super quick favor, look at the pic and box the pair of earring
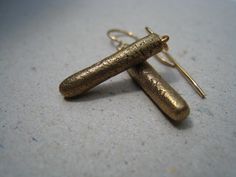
[59,27,205,122]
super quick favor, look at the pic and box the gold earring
[59,27,205,121]
[145,27,206,99]
[59,29,169,98]
[107,28,190,121]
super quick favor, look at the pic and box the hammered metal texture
[60,33,163,98]
[128,62,190,121]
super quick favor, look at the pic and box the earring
[59,27,205,122]
[107,28,190,121]
[59,29,169,98]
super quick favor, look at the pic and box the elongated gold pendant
[128,62,189,121]
[59,33,168,98]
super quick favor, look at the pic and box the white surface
[0,0,236,177]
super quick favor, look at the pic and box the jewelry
[59,27,206,121]
[59,29,169,98]
[107,28,190,121]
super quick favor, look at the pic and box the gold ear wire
[107,29,139,50]
[157,51,206,98]
[107,28,170,51]
[145,27,206,99]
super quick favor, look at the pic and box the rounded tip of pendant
[169,102,190,122]
[59,79,75,98]
[59,81,69,97]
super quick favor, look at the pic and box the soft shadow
[168,117,193,130]
[65,78,139,102]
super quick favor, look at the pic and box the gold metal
[107,28,169,51]
[60,32,169,98]
[155,51,206,98]
[128,62,189,121]
[145,27,206,98]
[108,28,189,121]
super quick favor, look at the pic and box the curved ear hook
[107,28,169,51]
[107,29,139,50]
[163,51,206,98]
[145,27,206,98]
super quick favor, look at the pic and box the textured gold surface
[60,33,164,98]
[128,62,190,121]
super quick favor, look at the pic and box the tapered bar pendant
[60,33,167,98]
[128,62,189,121]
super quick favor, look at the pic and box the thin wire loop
[107,29,139,50]
[107,27,206,98]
